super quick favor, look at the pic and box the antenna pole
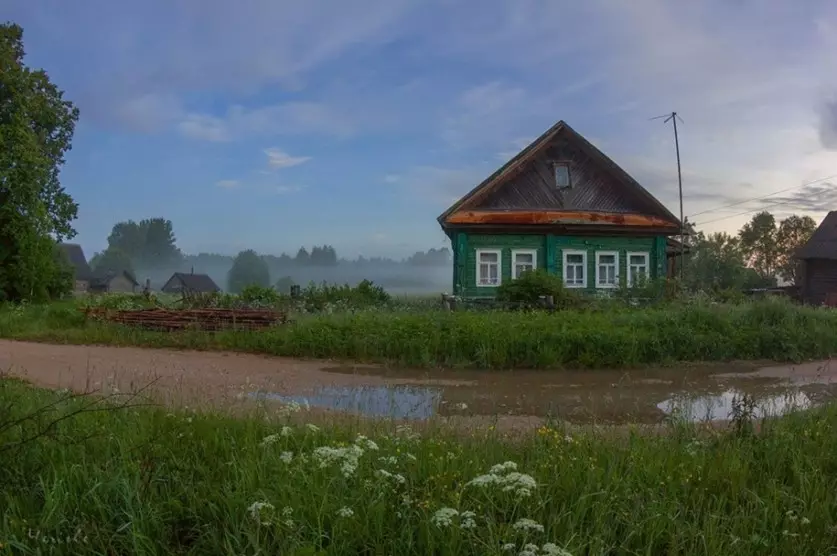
[654,111,685,282]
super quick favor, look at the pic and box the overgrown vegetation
[1,378,836,554]
[1,284,834,368]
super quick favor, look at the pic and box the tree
[90,247,134,277]
[106,217,181,269]
[227,250,270,293]
[295,247,310,265]
[776,214,817,284]
[738,211,780,282]
[0,23,80,301]
[683,231,772,291]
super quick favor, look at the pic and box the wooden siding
[800,258,837,305]
[472,137,663,217]
[107,274,137,293]
[455,232,666,298]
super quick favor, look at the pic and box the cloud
[275,185,307,195]
[178,102,355,141]
[264,148,312,169]
[386,164,491,206]
[215,179,241,189]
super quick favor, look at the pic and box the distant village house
[161,271,221,295]
[437,120,687,298]
[88,270,139,294]
[796,211,837,306]
[58,243,93,294]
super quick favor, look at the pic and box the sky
[6,0,837,259]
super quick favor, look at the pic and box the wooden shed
[796,211,837,306]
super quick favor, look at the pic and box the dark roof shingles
[164,272,221,293]
[58,243,93,280]
[796,211,837,260]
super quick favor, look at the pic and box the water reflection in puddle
[250,385,443,420]
[658,390,813,422]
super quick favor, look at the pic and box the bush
[495,270,582,309]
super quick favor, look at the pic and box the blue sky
[7,0,837,258]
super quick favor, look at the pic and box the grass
[1,378,836,555]
[1,297,837,369]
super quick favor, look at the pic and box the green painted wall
[453,232,668,298]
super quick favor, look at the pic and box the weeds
[1,379,836,554]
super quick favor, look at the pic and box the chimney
[191,266,194,274]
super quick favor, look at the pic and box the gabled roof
[437,119,680,228]
[796,212,837,260]
[91,269,139,287]
[162,272,221,293]
[58,243,93,281]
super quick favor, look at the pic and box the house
[58,243,93,294]
[161,271,221,295]
[437,120,683,298]
[88,270,139,294]
[795,211,837,306]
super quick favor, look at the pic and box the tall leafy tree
[738,211,780,282]
[106,217,181,269]
[90,247,135,277]
[776,214,817,284]
[0,23,79,301]
[227,250,270,293]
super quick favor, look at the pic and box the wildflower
[460,510,477,530]
[502,544,516,552]
[306,424,320,432]
[379,456,399,466]
[280,426,293,437]
[454,402,468,410]
[405,453,418,462]
[490,461,518,474]
[376,469,406,484]
[336,507,354,518]
[279,451,293,464]
[247,501,275,525]
[260,434,280,447]
[541,543,573,556]
[431,507,459,528]
[520,543,540,556]
[512,518,544,533]
[312,444,364,478]
[467,463,538,499]
[355,435,379,451]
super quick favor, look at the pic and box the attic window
[554,162,571,188]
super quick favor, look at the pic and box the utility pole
[652,111,685,281]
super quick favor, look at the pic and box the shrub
[495,270,582,309]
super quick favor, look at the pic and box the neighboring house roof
[58,243,93,281]
[438,119,680,231]
[90,269,139,288]
[796,211,837,260]
[161,272,221,293]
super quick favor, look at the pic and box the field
[1,283,837,369]
[1,378,836,555]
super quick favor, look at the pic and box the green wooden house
[438,120,684,298]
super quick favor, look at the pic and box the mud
[1,340,835,428]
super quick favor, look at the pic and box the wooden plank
[446,210,679,228]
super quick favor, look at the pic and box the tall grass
[1,297,836,369]
[1,378,836,555]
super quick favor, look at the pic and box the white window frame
[626,251,650,287]
[553,161,572,188]
[595,251,619,289]
[511,249,537,279]
[475,248,502,287]
[562,249,587,288]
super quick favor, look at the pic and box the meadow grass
[1,297,837,369]
[1,378,836,555]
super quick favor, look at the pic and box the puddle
[252,360,837,424]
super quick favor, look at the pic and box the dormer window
[554,162,571,188]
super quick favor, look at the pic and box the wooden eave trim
[445,210,679,228]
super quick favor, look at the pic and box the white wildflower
[401,494,413,507]
[431,507,459,528]
[460,510,477,530]
[512,518,544,533]
[404,453,417,462]
[376,469,406,484]
[467,464,537,499]
[489,461,518,474]
[541,543,573,556]
[312,444,364,478]
[280,426,293,437]
[454,402,468,410]
[520,544,540,556]
[306,423,320,432]
[282,507,293,516]
[336,506,354,518]
[502,543,516,552]
[247,501,275,525]
[279,451,293,464]
[355,435,379,451]
[260,434,280,447]
[379,456,399,466]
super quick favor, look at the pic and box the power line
[687,173,837,220]
[692,197,817,227]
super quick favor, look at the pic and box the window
[596,251,619,288]
[554,162,571,188]
[476,249,502,287]
[512,249,537,279]
[562,250,587,288]
[627,252,650,286]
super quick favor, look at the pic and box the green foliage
[776,214,817,284]
[294,279,391,312]
[2,379,837,554]
[227,249,271,293]
[89,246,134,277]
[106,217,181,270]
[0,23,79,302]
[275,275,296,294]
[239,284,281,307]
[495,270,582,308]
[4,297,837,369]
